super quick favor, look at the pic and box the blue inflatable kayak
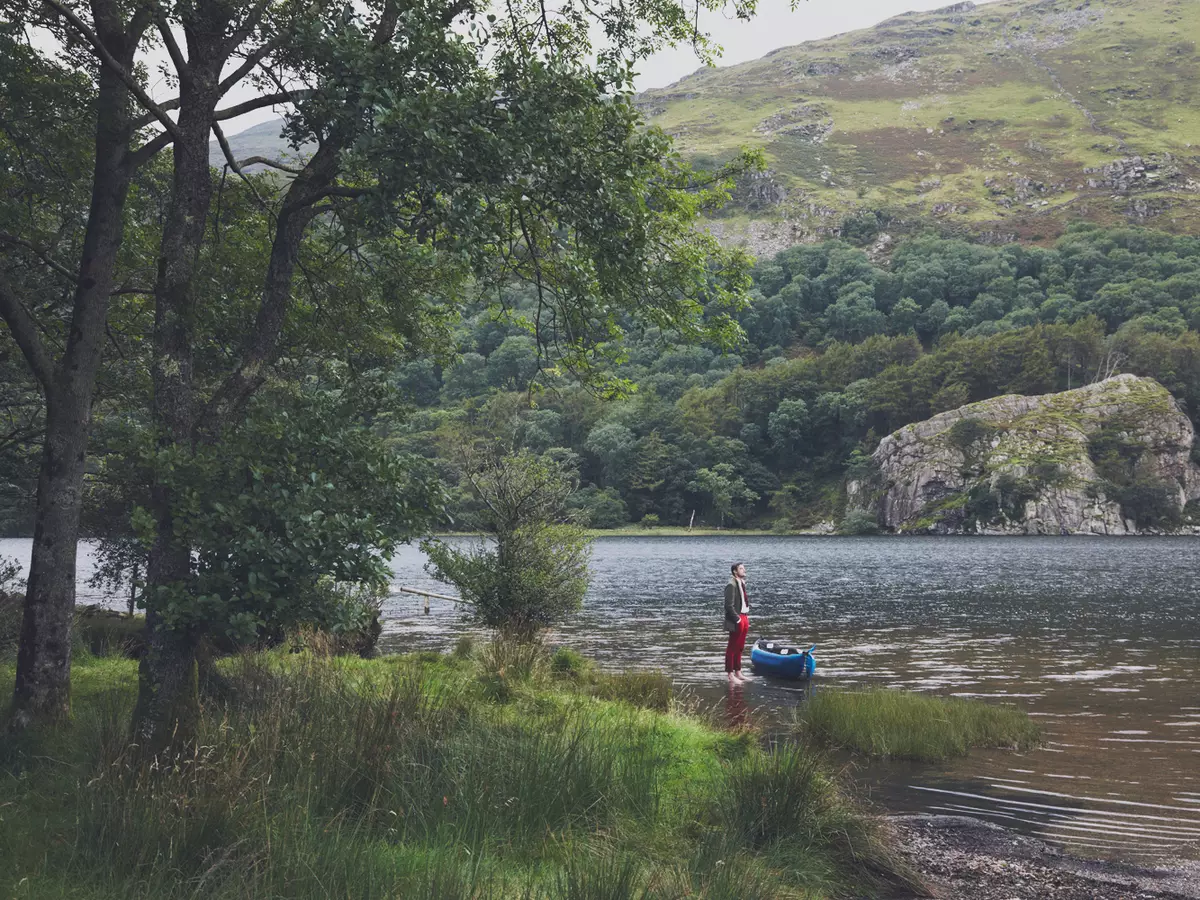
[750,640,816,680]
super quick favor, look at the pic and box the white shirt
[737,577,748,614]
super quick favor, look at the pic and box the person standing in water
[723,562,750,683]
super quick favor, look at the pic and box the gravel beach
[889,816,1200,900]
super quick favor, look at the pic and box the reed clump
[1,647,912,898]
[797,688,1042,761]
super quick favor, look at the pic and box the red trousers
[725,614,749,672]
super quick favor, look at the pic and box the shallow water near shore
[14,534,1198,864]
[385,535,1200,864]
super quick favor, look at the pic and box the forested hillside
[382,225,1200,531]
[3,224,1194,536]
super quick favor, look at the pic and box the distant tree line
[388,225,1200,530]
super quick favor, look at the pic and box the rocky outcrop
[848,375,1200,535]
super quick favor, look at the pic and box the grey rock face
[849,375,1200,535]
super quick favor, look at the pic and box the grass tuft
[798,688,1042,761]
[589,670,673,712]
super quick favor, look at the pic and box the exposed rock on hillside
[848,375,1200,535]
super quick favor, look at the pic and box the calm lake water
[7,535,1198,862]
[384,536,1200,863]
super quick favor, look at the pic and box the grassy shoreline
[1,647,914,899]
[441,526,820,538]
[1,646,1039,898]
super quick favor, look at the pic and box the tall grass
[1,649,912,899]
[798,688,1042,761]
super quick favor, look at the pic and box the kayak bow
[750,640,816,680]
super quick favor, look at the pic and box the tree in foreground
[424,447,590,638]
[2,0,755,739]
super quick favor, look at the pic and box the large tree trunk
[132,565,199,754]
[8,48,136,729]
[12,396,94,726]
[133,57,223,749]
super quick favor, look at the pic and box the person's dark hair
[730,562,742,575]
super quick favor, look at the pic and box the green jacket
[723,577,748,632]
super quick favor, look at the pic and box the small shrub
[452,634,476,659]
[638,513,660,528]
[302,577,387,657]
[0,555,24,661]
[946,417,996,463]
[0,594,20,663]
[426,448,593,637]
[837,508,879,535]
[550,646,591,679]
[1116,474,1182,530]
[427,524,591,637]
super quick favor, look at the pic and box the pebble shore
[889,815,1200,900]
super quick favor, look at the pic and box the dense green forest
[4,224,1200,535]
[389,225,1200,530]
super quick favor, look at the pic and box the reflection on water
[12,534,1198,862]
[383,535,1200,862]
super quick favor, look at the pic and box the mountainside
[642,0,1200,253]
[848,374,1200,535]
[211,0,1200,253]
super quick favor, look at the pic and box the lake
[6,535,1198,862]
[385,535,1200,863]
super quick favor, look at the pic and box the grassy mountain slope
[640,0,1200,252]
[207,119,313,171]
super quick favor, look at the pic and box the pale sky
[35,0,1003,136]
[211,0,1003,134]
[632,0,1002,92]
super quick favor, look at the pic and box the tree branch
[234,156,304,175]
[156,18,191,87]
[41,0,184,145]
[211,121,266,207]
[130,97,181,130]
[218,40,279,96]
[0,273,56,390]
[220,0,273,58]
[214,90,314,122]
[0,232,78,284]
[125,129,175,169]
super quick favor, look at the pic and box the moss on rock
[854,375,1200,534]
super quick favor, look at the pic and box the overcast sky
[200,0,1002,133]
[30,0,999,136]
[632,0,1001,92]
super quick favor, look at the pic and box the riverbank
[1,647,917,899]
[892,815,1200,900]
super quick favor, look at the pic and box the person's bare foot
[733,671,747,683]
[727,671,739,684]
